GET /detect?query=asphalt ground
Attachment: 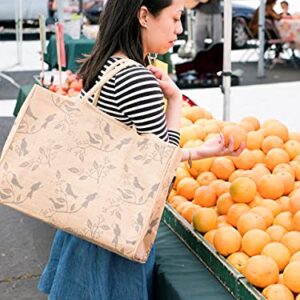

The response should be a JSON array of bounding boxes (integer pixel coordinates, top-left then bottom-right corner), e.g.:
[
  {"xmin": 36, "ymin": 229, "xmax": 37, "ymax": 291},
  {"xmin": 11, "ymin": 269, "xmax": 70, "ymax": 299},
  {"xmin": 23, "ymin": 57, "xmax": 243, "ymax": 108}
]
[{"xmin": 0, "ymin": 118, "xmax": 51, "ymax": 299}]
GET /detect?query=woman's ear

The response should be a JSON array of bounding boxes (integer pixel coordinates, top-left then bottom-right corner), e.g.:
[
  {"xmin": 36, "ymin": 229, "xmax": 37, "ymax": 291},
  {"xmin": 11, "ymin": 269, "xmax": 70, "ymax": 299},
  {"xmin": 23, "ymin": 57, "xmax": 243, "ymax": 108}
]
[{"xmin": 138, "ymin": 5, "xmax": 149, "ymax": 28}]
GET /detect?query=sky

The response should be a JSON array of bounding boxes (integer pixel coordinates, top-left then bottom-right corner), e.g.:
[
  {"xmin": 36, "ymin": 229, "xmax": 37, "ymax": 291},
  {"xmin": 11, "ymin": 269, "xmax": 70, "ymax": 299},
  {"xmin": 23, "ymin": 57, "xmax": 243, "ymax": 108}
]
[{"xmin": 234, "ymin": 0, "xmax": 300, "ymax": 14}]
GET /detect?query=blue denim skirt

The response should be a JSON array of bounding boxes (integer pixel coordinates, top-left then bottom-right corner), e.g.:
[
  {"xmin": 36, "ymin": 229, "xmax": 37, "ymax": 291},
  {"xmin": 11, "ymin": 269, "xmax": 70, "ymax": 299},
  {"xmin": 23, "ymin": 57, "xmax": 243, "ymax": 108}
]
[{"xmin": 38, "ymin": 230, "xmax": 155, "ymax": 300}]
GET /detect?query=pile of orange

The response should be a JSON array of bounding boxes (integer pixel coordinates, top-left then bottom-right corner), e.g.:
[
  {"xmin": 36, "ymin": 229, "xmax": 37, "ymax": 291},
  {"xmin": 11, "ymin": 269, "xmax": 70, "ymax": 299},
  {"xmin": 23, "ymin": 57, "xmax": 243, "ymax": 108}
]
[{"xmin": 167, "ymin": 103, "xmax": 300, "ymax": 298}]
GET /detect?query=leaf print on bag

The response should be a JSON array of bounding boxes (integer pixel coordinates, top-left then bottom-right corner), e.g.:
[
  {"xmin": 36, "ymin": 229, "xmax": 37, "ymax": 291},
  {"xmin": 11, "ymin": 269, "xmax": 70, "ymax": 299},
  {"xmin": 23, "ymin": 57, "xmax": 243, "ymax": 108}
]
[
  {"xmin": 19, "ymin": 141, "xmax": 63, "ymax": 170},
  {"xmin": 137, "ymin": 139, "xmax": 150, "ymax": 151},
  {"xmin": 135, "ymin": 212, "xmax": 144, "ymax": 232},
  {"xmin": 11, "ymin": 173, "xmax": 23, "ymax": 189},
  {"xmin": 69, "ymin": 158, "xmax": 116, "ymax": 184},
  {"xmin": 13, "ymin": 138, "xmax": 29, "ymax": 158},
  {"xmin": 84, "ymin": 215, "xmax": 111, "ymax": 240},
  {"xmin": 148, "ymin": 183, "xmax": 160, "ymax": 199},
  {"xmin": 112, "ymin": 224, "xmax": 121, "ymax": 246},
  {"xmin": 25, "ymin": 105, "xmax": 38, "ymax": 120},
  {"xmin": 134, "ymin": 141, "xmax": 171, "ymax": 165},
  {"xmin": 51, "ymin": 95, "xmax": 80, "ymax": 134},
  {"xmin": 102, "ymin": 195, "xmax": 123, "ymax": 220},
  {"xmin": 146, "ymin": 217, "xmax": 160, "ymax": 236}
]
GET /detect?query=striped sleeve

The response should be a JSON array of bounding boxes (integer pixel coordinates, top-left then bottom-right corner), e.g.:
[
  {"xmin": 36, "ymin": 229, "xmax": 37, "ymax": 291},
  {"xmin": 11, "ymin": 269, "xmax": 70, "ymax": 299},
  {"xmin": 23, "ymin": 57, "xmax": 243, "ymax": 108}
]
[
  {"xmin": 115, "ymin": 66, "xmax": 180, "ymax": 146},
  {"xmin": 168, "ymin": 130, "xmax": 181, "ymax": 146}
]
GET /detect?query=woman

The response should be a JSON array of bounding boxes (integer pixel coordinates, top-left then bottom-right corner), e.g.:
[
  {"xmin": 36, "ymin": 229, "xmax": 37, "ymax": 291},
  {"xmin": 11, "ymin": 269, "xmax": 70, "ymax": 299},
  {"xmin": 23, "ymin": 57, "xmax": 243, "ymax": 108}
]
[{"xmin": 38, "ymin": 1, "xmax": 243, "ymax": 299}]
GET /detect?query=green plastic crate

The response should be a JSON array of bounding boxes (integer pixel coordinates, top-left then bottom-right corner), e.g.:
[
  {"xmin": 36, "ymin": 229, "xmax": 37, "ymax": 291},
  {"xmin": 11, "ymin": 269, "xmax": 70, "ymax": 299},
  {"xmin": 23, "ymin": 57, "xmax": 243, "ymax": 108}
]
[{"xmin": 162, "ymin": 204, "xmax": 265, "ymax": 300}]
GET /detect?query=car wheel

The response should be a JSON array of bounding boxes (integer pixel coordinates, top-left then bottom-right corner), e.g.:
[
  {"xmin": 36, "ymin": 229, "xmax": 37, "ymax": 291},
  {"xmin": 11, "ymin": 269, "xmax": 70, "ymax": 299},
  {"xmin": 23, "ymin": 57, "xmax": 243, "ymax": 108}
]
[{"xmin": 232, "ymin": 17, "xmax": 249, "ymax": 49}]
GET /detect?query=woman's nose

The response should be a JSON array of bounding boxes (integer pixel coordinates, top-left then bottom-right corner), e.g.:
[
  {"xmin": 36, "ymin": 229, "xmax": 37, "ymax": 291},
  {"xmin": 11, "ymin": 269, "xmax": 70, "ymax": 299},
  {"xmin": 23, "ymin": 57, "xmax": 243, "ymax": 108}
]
[{"xmin": 176, "ymin": 21, "xmax": 183, "ymax": 35}]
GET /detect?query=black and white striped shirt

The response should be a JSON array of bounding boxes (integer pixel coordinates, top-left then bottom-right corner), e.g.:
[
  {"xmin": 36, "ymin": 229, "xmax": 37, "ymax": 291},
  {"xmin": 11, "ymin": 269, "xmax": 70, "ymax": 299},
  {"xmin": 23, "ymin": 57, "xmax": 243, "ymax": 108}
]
[{"xmin": 80, "ymin": 57, "xmax": 180, "ymax": 146}]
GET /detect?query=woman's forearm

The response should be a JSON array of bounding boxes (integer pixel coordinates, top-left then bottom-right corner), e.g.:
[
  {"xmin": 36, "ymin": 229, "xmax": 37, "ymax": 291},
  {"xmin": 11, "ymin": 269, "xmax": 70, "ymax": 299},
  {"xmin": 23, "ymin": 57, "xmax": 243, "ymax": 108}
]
[{"xmin": 181, "ymin": 147, "xmax": 207, "ymax": 162}]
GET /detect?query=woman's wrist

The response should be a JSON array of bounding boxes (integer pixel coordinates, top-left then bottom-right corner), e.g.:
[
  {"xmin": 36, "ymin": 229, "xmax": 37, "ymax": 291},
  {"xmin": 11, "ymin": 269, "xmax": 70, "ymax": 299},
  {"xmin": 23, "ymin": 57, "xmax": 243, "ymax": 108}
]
[
  {"xmin": 181, "ymin": 147, "xmax": 206, "ymax": 163},
  {"xmin": 168, "ymin": 92, "xmax": 182, "ymax": 103}
]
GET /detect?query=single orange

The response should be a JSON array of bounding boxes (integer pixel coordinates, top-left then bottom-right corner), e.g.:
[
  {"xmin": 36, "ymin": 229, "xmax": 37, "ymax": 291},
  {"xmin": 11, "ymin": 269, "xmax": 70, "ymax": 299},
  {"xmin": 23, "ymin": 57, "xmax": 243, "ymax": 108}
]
[
  {"xmin": 237, "ymin": 212, "xmax": 266, "ymax": 236},
  {"xmin": 262, "ymin": 284, "xmax": 294, "ymax": 300},
  {"xmin": 257, "ymin": 175, "xmax": 285, "ymax": 200},
  {"xmin": 196, "ymin": 171, "xmax": 217, "ymax": 186},
  {"xmin": 232, "ymin": 149, "xmax": 256, "ymax": 170},
  {"xmin": 229, "ymin": 177, "xmax": 257, "ymax": 204},
  {"xmin": 213, "ymin": 226, "xmax": 242, "ymax": 256},
  {"xmin": 241, "ymin": 229, "xmax": 271, "ymax": 256},
  {"xmin": 243, "ymin": 255, "xmax": 279, "ymax": 288},
  {"xmin": 265, "ymin": 148, "xmax": 290, "ymax": 171},
  {"xmin": 193, "ymin": 185, "xmax": 217, "ymax": 207},
  {"xmin": 226, "ymin": 203, "xmax": 250, "ymax": 227},
  {"xmin": 266, "ymin": 225, "xmax": 287, "ymax": 242},
  {"xmin": 210, "ymin": 157, "xmax": 235, "ymax": 180},
  {"xmin": 283, "ymin": 261, "xmax": 300, "ymax": 293},
  {"xmin": 192, "ymin": 207, "xmax": 218, "ymax": 233},
  {"xmin": 261, "ymin": 242, "xmax": 291, "ymax": 271},
  {"xmin": 227, "ymin": 252, "xmax": 249, "ymax": 274},
  {"xmin": 261, "ymin": 135, "xmax": 284, "ymax": 154},
  {"xmin": 176, "ymin": 177, "xmax": 199, "ymax": 200}
]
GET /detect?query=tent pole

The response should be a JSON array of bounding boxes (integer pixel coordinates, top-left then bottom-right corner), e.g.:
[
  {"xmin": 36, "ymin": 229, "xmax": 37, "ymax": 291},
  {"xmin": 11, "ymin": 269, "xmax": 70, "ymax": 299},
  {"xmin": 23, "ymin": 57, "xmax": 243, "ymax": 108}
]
[
  {"xmin": 257, "ymin": 0, "xmax": 265, "ymax": 78},
  {"xmin": 222, "ymin": 0, "xmax": 232, "ymax": 121},
  {"xmin": 15, "ymin": 0, "xmax": 23, "ymax": 65}
]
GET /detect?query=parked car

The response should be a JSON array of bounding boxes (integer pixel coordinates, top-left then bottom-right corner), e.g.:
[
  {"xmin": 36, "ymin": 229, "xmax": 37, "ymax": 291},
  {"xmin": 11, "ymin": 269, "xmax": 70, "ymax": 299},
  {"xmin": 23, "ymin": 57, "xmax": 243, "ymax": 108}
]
[{"xmin": 179, "ymin": 1, "xmax": 255, "ymax": 50}]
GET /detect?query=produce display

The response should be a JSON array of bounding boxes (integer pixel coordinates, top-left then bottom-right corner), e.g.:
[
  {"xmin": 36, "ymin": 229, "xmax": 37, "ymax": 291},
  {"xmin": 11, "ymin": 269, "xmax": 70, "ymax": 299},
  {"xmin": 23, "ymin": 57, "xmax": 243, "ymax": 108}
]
[
  {"xmin": 38, "ymin": 70, "xmax": 83, "ymax": 97},
  {"xmin": 168, "ymin": 101, "xmax": 300, "ymax": 300}
]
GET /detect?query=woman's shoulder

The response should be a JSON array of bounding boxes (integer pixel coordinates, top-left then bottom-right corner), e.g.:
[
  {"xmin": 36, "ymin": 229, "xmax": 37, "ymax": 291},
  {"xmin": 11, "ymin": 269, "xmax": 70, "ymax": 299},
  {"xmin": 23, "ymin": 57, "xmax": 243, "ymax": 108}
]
[
  {"xmin": 113, "ymin": 60, "xmax": 159, "ymax": 88},
  {"xmin": 99, "ymin": 57, "xmax": 157, "ymax": 83}
]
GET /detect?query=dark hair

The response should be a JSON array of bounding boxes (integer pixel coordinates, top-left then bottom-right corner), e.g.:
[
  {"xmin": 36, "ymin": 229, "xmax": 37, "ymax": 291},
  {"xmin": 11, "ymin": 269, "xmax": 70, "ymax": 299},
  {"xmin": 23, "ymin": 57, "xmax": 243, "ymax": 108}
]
[
  {"xmin": 280, "ymin": 1, "xmax": 288, "ymax": 6},
  {"xmin": 266, "ymin": 0, "xmax": 277, "ymax": 5},
  {"xmin": 78, "ymin": 0, "xmax": 172, "ymax": 90}
]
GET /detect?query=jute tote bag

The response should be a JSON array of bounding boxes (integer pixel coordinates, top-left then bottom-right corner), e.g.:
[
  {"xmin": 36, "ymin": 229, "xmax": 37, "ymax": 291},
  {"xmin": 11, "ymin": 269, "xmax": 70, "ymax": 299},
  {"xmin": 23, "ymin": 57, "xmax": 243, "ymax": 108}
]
[{"xmin": 0, "ymin": 59, "xmax": 182, "ymax": 263}]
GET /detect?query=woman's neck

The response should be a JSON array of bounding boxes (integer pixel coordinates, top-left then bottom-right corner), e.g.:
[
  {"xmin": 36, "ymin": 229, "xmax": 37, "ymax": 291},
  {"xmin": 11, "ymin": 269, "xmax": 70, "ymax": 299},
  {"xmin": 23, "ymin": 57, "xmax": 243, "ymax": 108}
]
[{"xmin": 112, "ymin": 51, "xmax": 127, "ymax": 58}]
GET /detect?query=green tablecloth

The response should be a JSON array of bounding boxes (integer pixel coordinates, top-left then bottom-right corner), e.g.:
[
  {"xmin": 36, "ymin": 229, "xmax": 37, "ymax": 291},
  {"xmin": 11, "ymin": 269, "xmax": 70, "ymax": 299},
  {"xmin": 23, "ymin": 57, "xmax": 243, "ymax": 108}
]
[
  {"xmin": 14, "ymin": 84, "xmax": 233, "ymax": 299},
  {"xmin": 45, "ymin": 34, "xmax": 95, "ymax": 73},
  {"xmin": 14, "ymin": 84, "xmax": 33, "ymax": 117},
  {"xmin": 155, "ymin": 222, "xmax": 233, "ymax": 300}
]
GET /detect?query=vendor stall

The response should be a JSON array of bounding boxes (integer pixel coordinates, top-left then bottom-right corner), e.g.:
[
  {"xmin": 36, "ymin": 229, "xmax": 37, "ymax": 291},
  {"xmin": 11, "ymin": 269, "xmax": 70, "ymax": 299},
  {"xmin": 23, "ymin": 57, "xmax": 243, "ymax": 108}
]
[{"xmin": 45, "ymin": 34, "xmax": 95, "ymax": 72}]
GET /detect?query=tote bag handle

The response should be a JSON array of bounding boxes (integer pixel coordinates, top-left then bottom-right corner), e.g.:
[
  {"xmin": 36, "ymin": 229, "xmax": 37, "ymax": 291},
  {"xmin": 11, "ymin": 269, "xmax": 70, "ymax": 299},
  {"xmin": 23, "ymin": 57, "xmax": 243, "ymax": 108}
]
[{"xmin": 81, "ymin": 58, "xmax": 140, "ymax": 106}]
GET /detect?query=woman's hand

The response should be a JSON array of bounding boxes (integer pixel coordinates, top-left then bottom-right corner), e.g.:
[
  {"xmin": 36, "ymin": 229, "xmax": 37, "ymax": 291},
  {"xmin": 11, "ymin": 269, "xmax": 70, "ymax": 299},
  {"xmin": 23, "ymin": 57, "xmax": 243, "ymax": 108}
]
[
  {"xmin": 147, "ymin": 65, "xmax": 182, "ymax": 101},
  {"xmin": 195, "ymin": 134, "xmax": 245, "ymax": 159}
]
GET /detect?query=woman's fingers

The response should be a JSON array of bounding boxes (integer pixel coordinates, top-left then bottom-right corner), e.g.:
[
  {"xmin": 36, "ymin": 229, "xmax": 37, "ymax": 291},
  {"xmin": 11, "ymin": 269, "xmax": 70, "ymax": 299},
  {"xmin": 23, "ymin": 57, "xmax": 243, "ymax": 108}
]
[
  {"xmin": 147, "ymin": 65, "xmax": 164, "ymax": 79},
  {"xmin": 228, "ymin": 135, "xmax": 235, "ymax": 152},
  {"xmin": 235, "ymin": 141, "xmax": 246, "ymax": 155},
  {"xmin": 219, "ymin": 133, "xmax": 225, "ymax": 146}
]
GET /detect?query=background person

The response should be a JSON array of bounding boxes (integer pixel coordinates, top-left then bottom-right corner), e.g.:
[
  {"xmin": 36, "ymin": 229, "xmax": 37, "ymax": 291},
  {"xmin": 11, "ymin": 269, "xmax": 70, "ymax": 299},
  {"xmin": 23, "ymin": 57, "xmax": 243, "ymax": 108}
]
[
  {"xmin": 193, "ymin": 0, "xmax": 222, "ymax": 52},
  {"xmin": 249, "ymin": 0, "xmax": 283, "ymax": 62},
  {"xmin": 280, "ymin": 1, "xmax": 292, "ymax": 18}
]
